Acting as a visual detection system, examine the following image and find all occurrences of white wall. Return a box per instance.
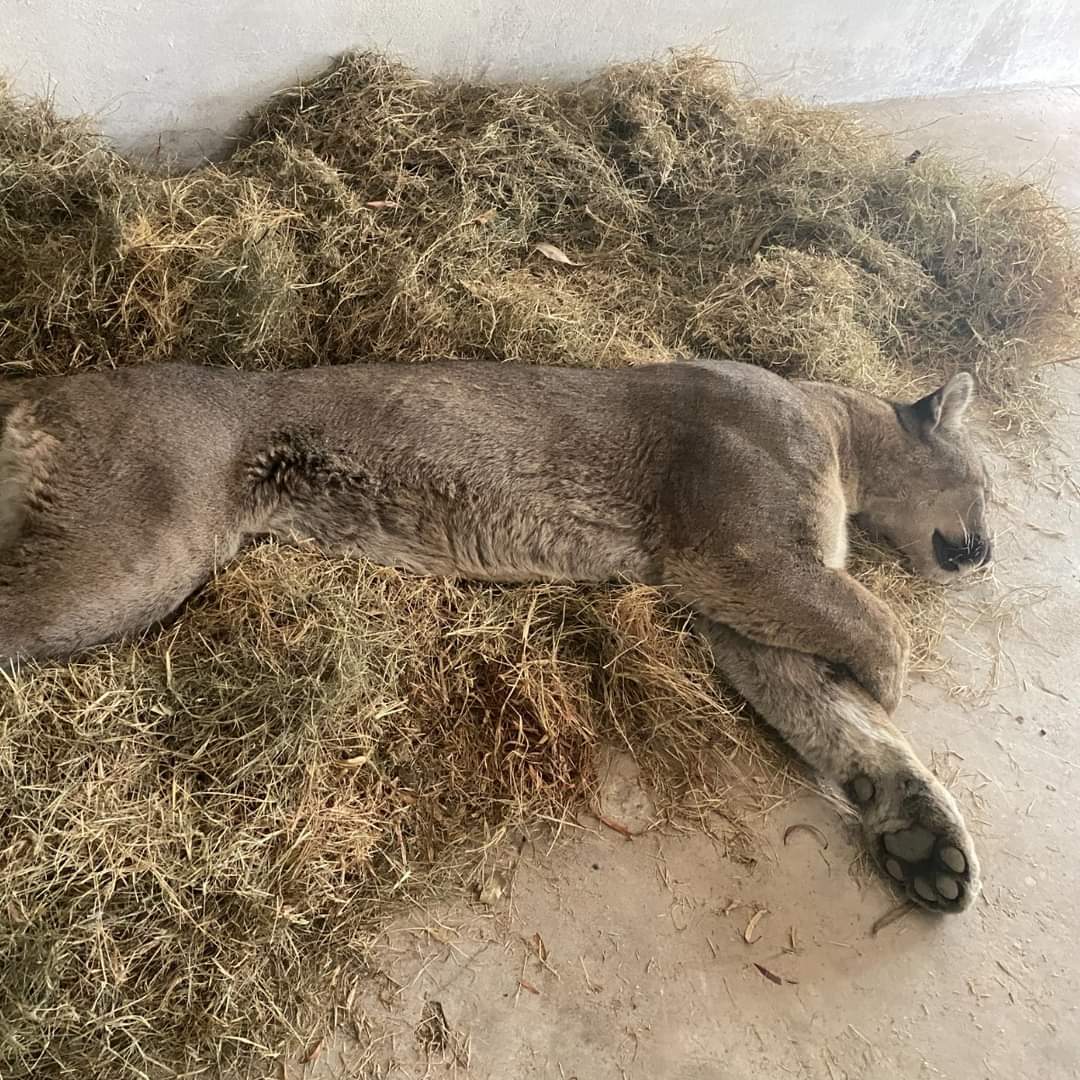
[3,0,1080,163]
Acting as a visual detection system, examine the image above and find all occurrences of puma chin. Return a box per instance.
[855,371,993,586]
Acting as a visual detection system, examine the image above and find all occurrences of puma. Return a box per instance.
[0,358,991,911]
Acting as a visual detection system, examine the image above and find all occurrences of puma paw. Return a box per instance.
[853,620,910,716]
[847,769,980,914]
[864,662,904,717]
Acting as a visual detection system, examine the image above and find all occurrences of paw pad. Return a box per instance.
[883,825,934,861]
[877,826,972,913]
[847,776,876,805]
[939,846,966,874]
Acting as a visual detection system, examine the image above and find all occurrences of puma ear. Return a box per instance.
[898,373,974,437]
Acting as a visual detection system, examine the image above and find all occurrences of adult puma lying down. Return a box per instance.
[0,358,991,911]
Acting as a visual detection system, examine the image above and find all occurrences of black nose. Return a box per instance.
[933,530,991,572]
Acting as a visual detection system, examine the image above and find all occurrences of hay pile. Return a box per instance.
[0,52,1076,1079]
[3,53,1076,393]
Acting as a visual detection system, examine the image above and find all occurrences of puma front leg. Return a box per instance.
[671,556,911,714]
[698,618,980,912]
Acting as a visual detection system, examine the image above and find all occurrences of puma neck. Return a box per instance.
[798,381,906,515]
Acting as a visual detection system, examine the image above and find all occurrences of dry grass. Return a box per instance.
[3,53,1077,395]
[0,549,767,1078]
[0,51,1076,1079]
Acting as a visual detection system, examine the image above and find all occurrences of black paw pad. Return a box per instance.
[878,828,970,913]
[846,776,876,805]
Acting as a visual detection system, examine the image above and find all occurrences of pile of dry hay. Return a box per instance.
[0,52,1077,1079]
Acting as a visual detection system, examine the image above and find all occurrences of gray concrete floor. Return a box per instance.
[304,88,1080,1080]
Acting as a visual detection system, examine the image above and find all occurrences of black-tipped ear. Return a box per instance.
[897,373,974,438]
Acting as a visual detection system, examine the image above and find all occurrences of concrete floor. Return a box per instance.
[303,88,1080,1080]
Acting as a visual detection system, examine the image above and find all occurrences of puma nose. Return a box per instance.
[933,530,991,571]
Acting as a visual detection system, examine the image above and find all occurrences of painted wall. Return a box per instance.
[3,0,1079,163]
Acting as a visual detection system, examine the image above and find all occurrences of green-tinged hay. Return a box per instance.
[867,159,1080,397]
[689,249,915,394]
[0,49,1073,1079]
[113,174,307,360]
